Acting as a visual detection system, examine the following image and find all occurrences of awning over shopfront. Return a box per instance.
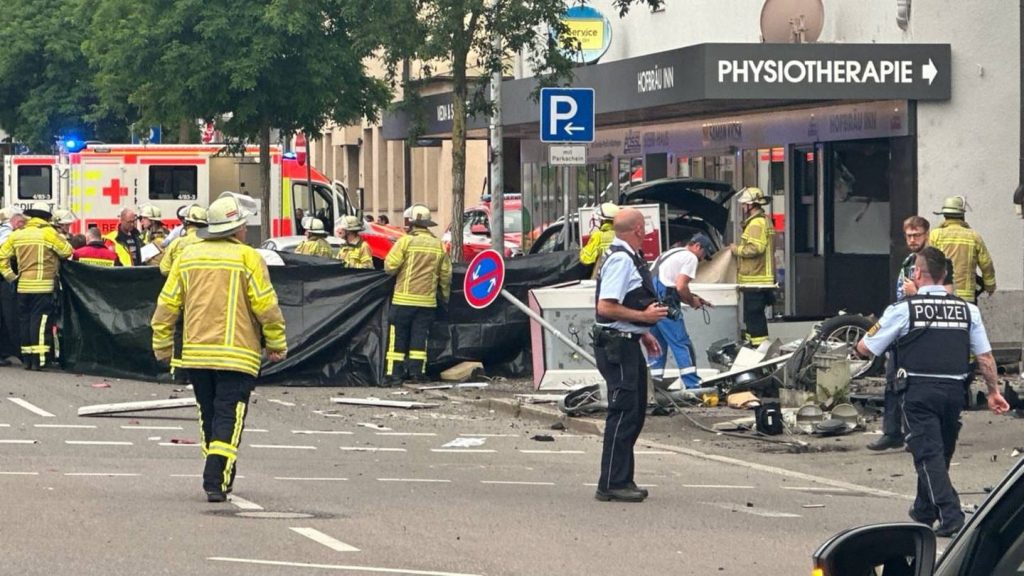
[383,42,951,140]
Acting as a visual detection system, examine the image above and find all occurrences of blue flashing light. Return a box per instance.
[64,139,86,153]
[283,152,297,160]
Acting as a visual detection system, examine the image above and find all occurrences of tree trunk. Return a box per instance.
[258,123,272,243]
[449,46,468,263]
[177,118,191,144]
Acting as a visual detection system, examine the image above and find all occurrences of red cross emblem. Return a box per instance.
[102,179,128,205]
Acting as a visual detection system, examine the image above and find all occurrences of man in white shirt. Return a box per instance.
[648,234,714,388]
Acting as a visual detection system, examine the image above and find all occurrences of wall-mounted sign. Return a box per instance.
[558,6,612,64]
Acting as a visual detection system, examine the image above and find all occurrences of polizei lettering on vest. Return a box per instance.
[717,59,914,84]
[911,302,968,322]
[637,65,675,94]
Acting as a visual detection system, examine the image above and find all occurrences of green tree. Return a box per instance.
[0,0,127,150]
[382,0,663,262]
[87,0,393,239]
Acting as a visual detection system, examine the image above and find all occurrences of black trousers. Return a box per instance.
[901,380,965,529]
[18,292,53,368]
[881,353,904,438]
[741,290,771,345]
[386,304,433,378]
[595,336,647,491]
[189,369,256,494]
[0,281,19,359]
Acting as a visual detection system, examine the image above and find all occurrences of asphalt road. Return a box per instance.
[1,370,1019,575]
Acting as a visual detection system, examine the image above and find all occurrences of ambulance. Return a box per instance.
[1,144,401,259]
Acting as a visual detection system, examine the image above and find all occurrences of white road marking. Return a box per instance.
[641,439,908,500]
[158,442,199,447]
[481,480,555,486]
[293,430,354,435]
[170,474,203,478]
[783,486,851,493]
[442,437,486,448]
[229,495,264,511]
[0,439,37,444]
[635,450,675,455]
[458,433,515,437]
[377,478,451,483]
[246,429,269,433]
[376,432,437,437]
[65,472,140,477]
[208,557,484,576]
[8,398,55,418]
[430,449,497,454]
[121,425,183,431]
[35,424,97,429]
[289,527,360,552]
[357,423,392,431]
[0,471,39,475]
[275,477,349,482]
[268,399,296,407]
[682,484,755,490]
[65,440,133,446]
[249,444,316,450]
[519,449,585,454]
[583,483,657,488]
[702,501,801,518]
[340,447,406,453]
[0,424,9,427]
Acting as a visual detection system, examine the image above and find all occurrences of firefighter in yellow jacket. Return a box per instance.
[383,205,452,385]
[335,215,374,269]
[730,187,775,346]
[294,218,334,258]
[152,193,286,502]
[929,196,995,303]
[159,204,207,276]
[0,202,73,370]
[579,202,618,277]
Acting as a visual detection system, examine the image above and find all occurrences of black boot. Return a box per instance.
[867,435,904,451]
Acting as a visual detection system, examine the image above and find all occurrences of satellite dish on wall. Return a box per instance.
[760,0,824,43]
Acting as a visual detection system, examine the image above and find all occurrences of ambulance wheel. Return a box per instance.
[817,314,885,379]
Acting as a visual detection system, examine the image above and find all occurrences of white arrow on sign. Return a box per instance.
[564,123,584,134]
[921,58,938,86]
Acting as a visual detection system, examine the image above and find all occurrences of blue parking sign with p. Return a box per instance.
[540,88,595,143]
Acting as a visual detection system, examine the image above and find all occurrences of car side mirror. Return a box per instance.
[470,224,489,235]
[812,523,936,576]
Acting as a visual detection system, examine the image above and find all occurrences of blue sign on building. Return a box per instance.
[540,88,595,143]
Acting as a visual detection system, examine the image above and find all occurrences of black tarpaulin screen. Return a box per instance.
[58,251,586,385]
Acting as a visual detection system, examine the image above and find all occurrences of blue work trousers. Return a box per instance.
[648,278,700,388]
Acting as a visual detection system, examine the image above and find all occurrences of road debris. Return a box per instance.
[530,434,555,442]
[330,397,440,410]
[78,397,196,417]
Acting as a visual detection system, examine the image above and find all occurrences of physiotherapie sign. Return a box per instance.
[705,43,951,100]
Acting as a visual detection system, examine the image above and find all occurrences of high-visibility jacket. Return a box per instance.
[384,228,451,308]
[151,238,287,377]
[336,238,374,269]
[159,226,202,277]
[732,210,775,285]
[142,226,169,266]
[73,243,120,267]
[102,229,140,267]
[0,217,73,293]
[580,223,614,266]
[929,219,995,302]
[295,237,334,258]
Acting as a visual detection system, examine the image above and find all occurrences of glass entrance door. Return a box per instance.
[790,144,826,317]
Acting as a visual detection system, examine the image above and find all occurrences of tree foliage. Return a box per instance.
[380,0,664,262]
[0,0,128,150]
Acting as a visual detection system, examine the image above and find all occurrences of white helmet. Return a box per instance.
[199,193,252,238]
[596,202,619,221]
[736,187,768,206]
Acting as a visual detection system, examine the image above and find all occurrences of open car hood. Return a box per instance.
[621,178,738,233]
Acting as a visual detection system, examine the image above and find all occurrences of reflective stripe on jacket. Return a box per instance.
[0,218,73,293]
[733,211,774,285]
[337,238,374,269]
[929,219,995,302]
[73,243,119,267]
[384,228,452,308]
[151,238,287,377]
[295,238,334,258]
[102,230,137,267]
[159,227,203,277]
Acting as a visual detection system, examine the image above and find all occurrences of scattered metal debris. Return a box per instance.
[330,397,440,410]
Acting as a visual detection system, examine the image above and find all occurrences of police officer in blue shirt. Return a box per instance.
[869,216,954,451]
[856,246,1008,537]
[592,208,666,503]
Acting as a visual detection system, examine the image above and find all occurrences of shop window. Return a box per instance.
[17,166,52,200]
[149,166,198,201]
